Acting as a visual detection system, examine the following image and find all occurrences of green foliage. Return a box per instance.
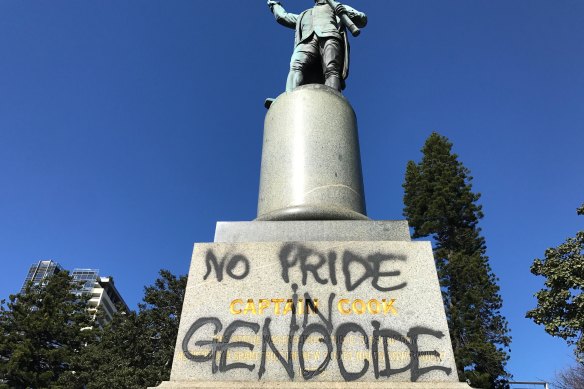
[403,135,483,248]
[0,271,95,388]
[73,311,156,388]
[403,132,511,388]
[527,203,584,362]
[76,270,187,389]
[0,269,186,388]
[139,269,187,379]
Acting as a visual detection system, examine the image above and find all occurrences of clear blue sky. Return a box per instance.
[1,0,583,385]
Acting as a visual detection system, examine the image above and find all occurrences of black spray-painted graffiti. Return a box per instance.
[188,244,451,381]
[182,279,452,382]
[204,243,407,292]
[203,251,250,281]
[279,244,408,292]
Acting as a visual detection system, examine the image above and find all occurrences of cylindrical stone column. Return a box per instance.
[257,84,367,221]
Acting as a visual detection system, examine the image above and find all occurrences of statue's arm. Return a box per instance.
[268,1,298,29]
[343,5,367,28]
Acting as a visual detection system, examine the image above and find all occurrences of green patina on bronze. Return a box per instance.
[267,0,367,92]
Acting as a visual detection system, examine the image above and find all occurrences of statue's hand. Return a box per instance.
[267,0,280,9]
[335,3,347,15]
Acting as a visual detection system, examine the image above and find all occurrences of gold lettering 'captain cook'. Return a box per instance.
[337,298,396,315]
[230,298,319,315]
[230,298,397,316]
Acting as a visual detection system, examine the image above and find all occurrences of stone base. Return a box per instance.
[155,220,467,388]
[214,220,411,243]
[166,240,459,385]
[153,381,472,388]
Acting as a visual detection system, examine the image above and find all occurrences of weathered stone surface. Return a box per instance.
[257,85,367,221]
[214,221,411,243]
[154,382,472,388]
[163,241,459,385]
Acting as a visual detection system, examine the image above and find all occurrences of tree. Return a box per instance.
[555,362,584,389]
[403,132,511,388]
[139,269,187,380]
[526,204,584,361]
[76,270,187,389]
[0,271,95,388]
[73,311,154,388]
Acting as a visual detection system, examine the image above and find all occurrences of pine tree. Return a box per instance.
[75,311,153,388]
[403,132,511,388]
[526,203,584,362]
[138,269,187,381]
[0,271,95,388]
[76,270,187,389]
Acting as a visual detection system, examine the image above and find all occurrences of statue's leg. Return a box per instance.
[320,37,343,91]
[286,70,302,93]
[288,35,319,92]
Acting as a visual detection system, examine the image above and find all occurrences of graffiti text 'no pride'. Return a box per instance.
[203,244,408,292]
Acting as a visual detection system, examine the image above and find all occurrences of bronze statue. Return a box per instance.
[267,0,367,92]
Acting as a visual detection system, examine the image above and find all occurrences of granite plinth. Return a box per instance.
[153,382,472,388]
[214,220,411,243]
[257,85,366,221]
[160,240,460,386]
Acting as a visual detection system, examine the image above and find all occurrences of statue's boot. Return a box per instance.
[264,98,275,109]
[325,76,342,91]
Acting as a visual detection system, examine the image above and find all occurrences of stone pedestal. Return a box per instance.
[214,220,411,243]
[153,86,470,389]
[155,382,472,388]
[257,85,367,221]
[153,221,471,389]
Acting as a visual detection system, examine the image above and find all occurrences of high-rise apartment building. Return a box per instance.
[20,260,63,294]
[20,261,128,325]
[71,269,128,325]
[71,268,100,293]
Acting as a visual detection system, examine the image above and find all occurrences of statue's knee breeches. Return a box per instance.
[290,37,320,72]
[321,37,343,80]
